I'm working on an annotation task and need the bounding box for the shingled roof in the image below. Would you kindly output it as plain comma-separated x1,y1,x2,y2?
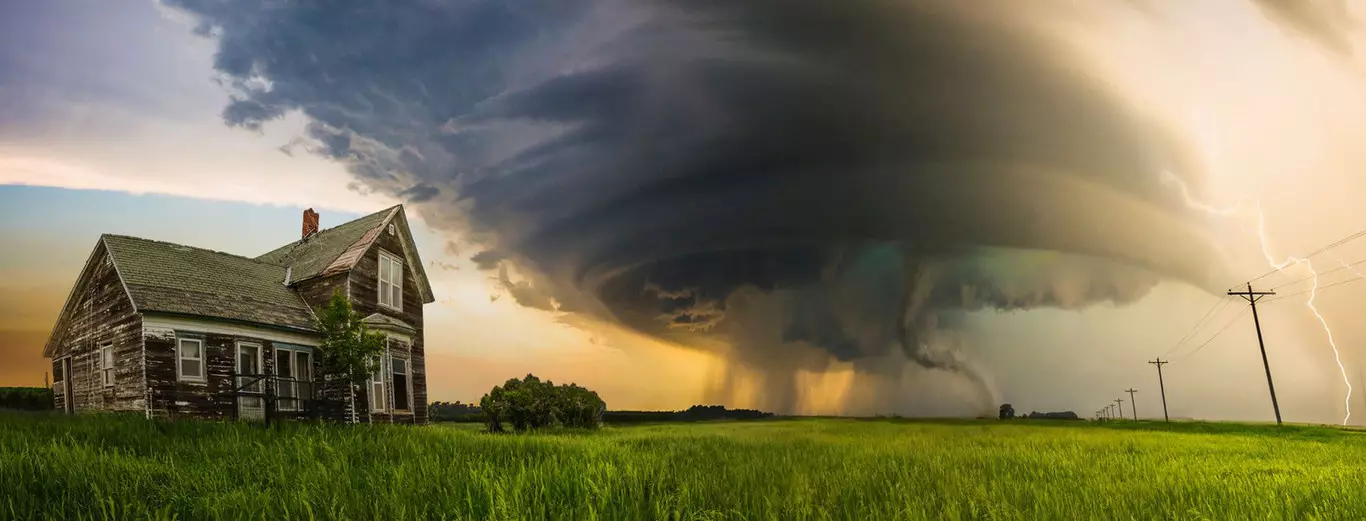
102,235,318,332
255,205,398,283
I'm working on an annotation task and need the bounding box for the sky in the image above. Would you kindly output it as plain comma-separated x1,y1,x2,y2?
4,0,1366,424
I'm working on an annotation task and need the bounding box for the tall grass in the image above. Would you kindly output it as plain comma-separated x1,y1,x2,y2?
3,412,1366,520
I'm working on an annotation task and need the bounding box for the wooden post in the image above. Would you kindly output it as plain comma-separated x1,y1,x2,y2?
1148,359,1170,422
1229,283,1282,425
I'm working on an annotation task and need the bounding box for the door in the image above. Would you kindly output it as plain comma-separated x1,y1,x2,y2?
275,349,296,411
59,357,73,413
236,343,264,421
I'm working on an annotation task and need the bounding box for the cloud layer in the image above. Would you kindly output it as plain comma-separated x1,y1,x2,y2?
167,0,1242,413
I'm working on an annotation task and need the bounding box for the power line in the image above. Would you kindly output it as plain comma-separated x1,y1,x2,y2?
1162,299,1231,357
1262,276,1366,305
1270,255,1366,290
1172,307,1249,361
1242,227,1366,285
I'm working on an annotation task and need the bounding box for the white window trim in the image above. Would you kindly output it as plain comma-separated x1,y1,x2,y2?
369,352,388,413
377,249,403,312
274,347,313,412
176,338,206,383
236,342,265,409
390,353,413,412
99,343,114,388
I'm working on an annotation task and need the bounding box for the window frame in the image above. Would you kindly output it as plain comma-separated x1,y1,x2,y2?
176,338,206,383
274,346,314,411
390,354,412,412
377,249,403,312
52,357,66,386
369,351,388,413
99,343,114,388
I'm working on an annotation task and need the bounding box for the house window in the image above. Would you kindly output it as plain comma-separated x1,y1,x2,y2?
275,347,314,411
99,343,114,387
52,359,64,387
178,339,205,382
378,250,403,311
387,223,396,236
370,354,388,412
392,356,410,411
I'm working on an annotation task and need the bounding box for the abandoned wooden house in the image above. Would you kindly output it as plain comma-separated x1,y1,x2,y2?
42,205,435,424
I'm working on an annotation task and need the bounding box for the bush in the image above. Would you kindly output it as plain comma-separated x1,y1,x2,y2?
0,388,54,411
479,374,605,432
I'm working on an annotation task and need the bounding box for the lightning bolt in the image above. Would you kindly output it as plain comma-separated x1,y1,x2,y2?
1162,171,1353,425
1160,171,1241,216
1252,202,1352,425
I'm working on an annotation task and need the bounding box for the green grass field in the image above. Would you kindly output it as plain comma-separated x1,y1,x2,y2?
3,413,1365,520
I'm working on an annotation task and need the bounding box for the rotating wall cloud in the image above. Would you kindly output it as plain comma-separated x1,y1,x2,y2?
164,0,1317,415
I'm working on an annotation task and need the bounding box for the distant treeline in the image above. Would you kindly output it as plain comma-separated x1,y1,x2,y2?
607,405,775,424
0,388,53,412
430,402,774,424
1022,411,1080,420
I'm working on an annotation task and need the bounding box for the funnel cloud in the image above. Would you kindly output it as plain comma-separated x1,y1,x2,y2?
166,0,1244,414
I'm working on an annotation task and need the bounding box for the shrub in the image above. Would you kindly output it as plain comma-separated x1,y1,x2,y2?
479,374,605,432
0,387,54,411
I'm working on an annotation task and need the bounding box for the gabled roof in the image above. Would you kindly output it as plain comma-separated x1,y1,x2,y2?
45,206,435,356
257,204,434,304
102,235,318,332
255,206,398,283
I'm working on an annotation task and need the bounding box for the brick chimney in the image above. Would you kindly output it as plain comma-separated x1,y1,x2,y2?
302,208,320,239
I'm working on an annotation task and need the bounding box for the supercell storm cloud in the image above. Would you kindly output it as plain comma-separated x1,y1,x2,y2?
166,0,1245,411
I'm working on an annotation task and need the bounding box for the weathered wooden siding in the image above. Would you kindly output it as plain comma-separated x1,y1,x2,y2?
144,324,324,421
296,272,349,316
294,274,357,423
47,243,144,414
349,227,428,424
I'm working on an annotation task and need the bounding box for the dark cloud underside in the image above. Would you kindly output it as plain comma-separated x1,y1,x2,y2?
166,0,1243,411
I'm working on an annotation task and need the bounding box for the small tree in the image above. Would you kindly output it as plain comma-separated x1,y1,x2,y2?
315,289,386,424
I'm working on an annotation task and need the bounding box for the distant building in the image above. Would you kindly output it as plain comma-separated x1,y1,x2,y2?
42,206,435,424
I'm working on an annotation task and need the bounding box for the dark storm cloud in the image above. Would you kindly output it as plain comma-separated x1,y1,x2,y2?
166,0,1232,409
469,250,506,271
400,183,440,204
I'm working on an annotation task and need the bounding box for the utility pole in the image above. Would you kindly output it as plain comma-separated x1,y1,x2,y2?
1148,358,1170,422
1229,283,1282,425
1114,398,1124,420
1125,388,1138,420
